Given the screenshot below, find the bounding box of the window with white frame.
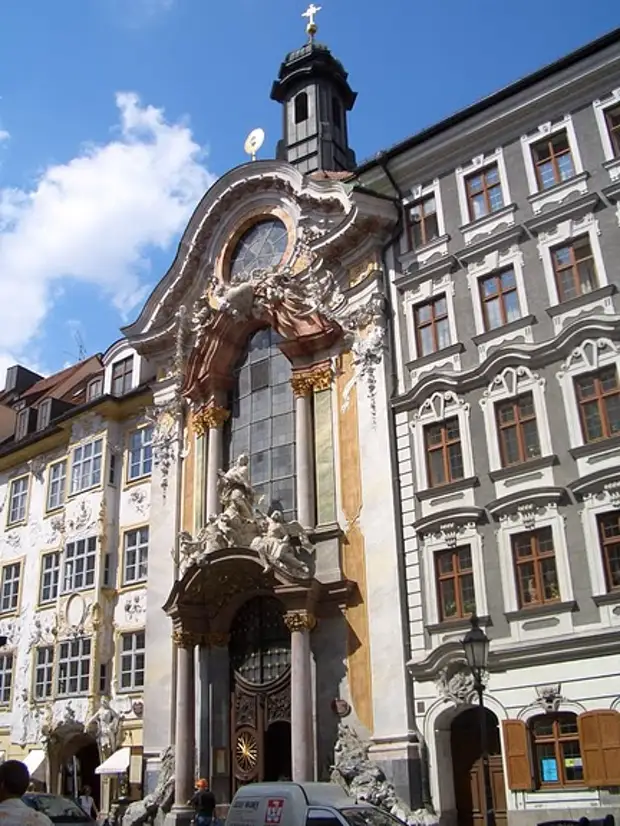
[557,338,620,450]
[480,366,553,474]
[111,356,134,396]
[531,132,575,190]
[15,408,29,441]
[465,164,504,221]
[127,426,153,481]
[597,511,620,593]
[604,105,620,159]
[37,399,51,431]
[413,295,452,358]
[70,437,103,493]
[521,118,586,210]
[410,391,475,491]
[47,460,66,511]
[407,195,440,250]
[593,91,620,166]
[123,527,149,585]
[496,503,573,615]
[33,646,54,700]
[63,537,96,592]
[39,551,60,604]
[119,630,145,690]
[574,366,620,444]
[455,150,512,233]
[7,477,28,525]
[87,376,103,401]
[57,637,91,696]
[0,654,13,705]
[421,523,488,626]
[0,563,21,614]
[466,247,529,339]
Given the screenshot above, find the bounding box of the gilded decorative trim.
[290,365,333,397]
[284,610,317,633]
[172,629,231,649]
[172,629,200,649]
[194,405,230,435]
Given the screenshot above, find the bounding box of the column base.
[164,805,195,826]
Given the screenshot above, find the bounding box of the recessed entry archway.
[59,733,101,807]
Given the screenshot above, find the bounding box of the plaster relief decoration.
[178,453,315,580]
[4,532,20,550]
[66,500,95,534]
[0,617,22,648]
[26,456,46,483]
[558,337,620,378]
[124,593,146,623]
[436,662,484,706]
[331,724,437,826]
[14,688,40,746]
[54,593,96,639]
[535,684,565,713]
[499,502,555,531]
[86,697,123,759]
[28,615,57,651]
[129,487,149,516]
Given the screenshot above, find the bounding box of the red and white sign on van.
[265,799,284,825]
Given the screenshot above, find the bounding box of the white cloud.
[0,130,9,143]
[0,92,215,379]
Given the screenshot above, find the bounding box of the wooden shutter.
[578,710,620,787]
[502,719,534,791]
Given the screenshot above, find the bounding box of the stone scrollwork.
[178,453,315,581]
[436,663,486,706]
[193,405,230,436]
[171,629,201,649]
[284,610,317,634]
[535,683,564,712]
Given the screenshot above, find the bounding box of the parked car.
[22,793,96,824]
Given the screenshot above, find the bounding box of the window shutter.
[578,710,620,787]
[502,719,534,791]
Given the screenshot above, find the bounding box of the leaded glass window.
[229,219,288,281]
[228,328,296,520]
[230,597,290,685]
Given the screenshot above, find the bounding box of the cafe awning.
[95,747,131,776]
[23,750,46,780]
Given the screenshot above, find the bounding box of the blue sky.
[0,0,617,379]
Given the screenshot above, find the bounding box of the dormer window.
[87,377,103,401]
[15,409,29,441]
[111,357,133,397]
[37,399,52,431]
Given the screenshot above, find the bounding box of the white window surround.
[400,179,448,267]
[496,502,574,614]
[593,89,620,180]
[480,366,554,473]
[556,337,620,450]
[536,213,608,308]
[466,244,529,337]
[421,522,488,625]
[403,274,457,363]
[103,350,139,396]
[409,391,475,492]
[455,149,515,241]
[580,489,620,600]
[521,117,587,214]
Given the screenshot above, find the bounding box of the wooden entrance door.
[451,708,507,826]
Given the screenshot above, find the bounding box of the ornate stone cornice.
[193,405,230,435]
[284,610,317,633]
[290,365,333,397]
[172,629,201,649]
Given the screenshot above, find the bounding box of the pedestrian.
[190,778,217,826]
[0,760,53,824]
[78,785,99,820]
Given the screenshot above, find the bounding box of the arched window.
[529,713,583,786]
[294,92,308,125]
[227,328,296,519]
[229,596,290,685]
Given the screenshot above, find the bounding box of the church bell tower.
[270,4,357,174]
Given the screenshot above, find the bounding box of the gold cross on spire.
[302,3,321,40]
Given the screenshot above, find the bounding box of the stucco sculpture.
[178,453,315,580]
[86,697,122,758]
[331,724,437,826]
[122,746,175,826]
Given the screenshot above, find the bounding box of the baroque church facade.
[0,12,619,826]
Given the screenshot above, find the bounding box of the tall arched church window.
[228,328,296,520]
[294,92,309,125]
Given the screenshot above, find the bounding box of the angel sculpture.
[250,510,314,579]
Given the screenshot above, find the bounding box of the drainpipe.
[374,154,433,810]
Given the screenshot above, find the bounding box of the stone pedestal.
[285,610,316,781]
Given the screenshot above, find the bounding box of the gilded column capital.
[284,610,317,634]
[193,405,230,436]
[172,629,200,649]
[290,365,333,397]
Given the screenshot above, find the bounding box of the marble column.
[196,405,230,518]
[291,375,315,529]
[169,631,197,821]
[285,610,316,781]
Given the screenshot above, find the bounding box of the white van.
[225,783,404,826]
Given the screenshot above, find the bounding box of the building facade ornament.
[171,629,200,649]
[290,364,333,397]
[178,453,315,580]
[86,697,123,759]
[436,663,488,706]
[535,683,565,713]
[284,610,317,633]
[193,405,230,435]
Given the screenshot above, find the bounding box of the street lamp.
[462,615,495,826]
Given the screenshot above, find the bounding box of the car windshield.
[340,808,404,826]
[23,794,91,821]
